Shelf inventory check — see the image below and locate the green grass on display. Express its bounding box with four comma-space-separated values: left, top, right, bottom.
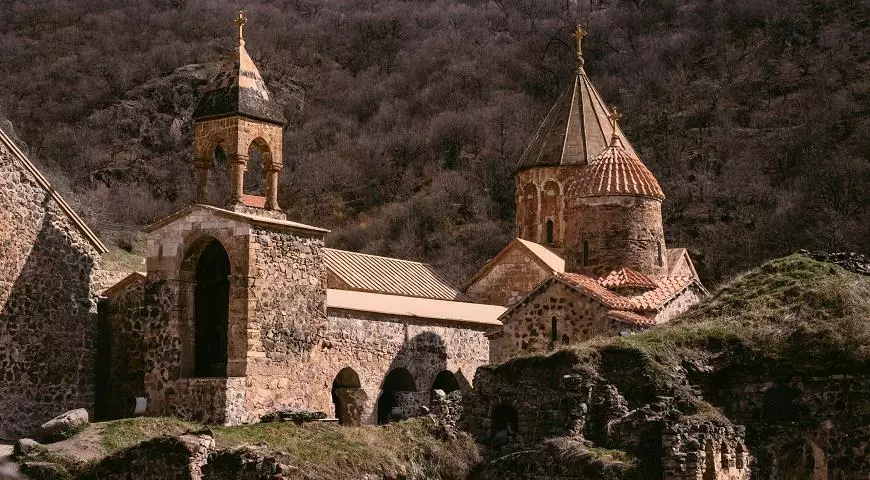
212, 418, 479, 480
100, 417, 200, 455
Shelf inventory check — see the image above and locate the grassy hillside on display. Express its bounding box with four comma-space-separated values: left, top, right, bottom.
1, 1, 867, 283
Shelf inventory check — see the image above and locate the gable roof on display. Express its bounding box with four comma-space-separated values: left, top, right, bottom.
517, 66, 638, 171
0, 126, 107, 253
465, 238, 565, 290
324, 248, 470, 301
327, 289, 504, 326
666, 248, 700, 279
143, 203, 328, 236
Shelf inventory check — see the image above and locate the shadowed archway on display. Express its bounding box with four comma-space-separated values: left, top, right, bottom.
332, 367, 366, 426
193, 240, 231, 377
377, 368, 417, 424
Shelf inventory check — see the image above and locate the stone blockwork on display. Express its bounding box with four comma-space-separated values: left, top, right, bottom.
466, 243, 554, 307
515, 166, 583, 249
129, 203, 490, 426
0, 138, 102, 438
564, 195, 666, 277
463, 349, 751, 480
142, 205, 326, 425
488, 281, 639, 364
97, 274, 147, 420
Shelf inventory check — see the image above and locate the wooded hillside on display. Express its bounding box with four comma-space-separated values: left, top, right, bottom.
1, 0, 867, 283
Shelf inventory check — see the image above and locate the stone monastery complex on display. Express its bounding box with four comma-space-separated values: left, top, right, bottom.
0, 17, 704, 439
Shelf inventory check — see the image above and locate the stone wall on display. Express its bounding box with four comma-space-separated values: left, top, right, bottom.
0, 140, 101, 438
656, 283, 705, 324
489, 280, 638, 364
564, 195, 666, 276
466, 245, 553, 307
97, 274, 147, 420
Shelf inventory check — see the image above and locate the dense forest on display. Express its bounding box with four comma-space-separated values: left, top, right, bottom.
0, 0, 868, 284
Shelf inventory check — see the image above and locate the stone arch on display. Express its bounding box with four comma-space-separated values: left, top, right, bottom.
331, 367, 365, 426
540, 180, 561, 243
186, 238, 230, 378
377, 367, 417, 424
518, 182, 539, 240
203, 139, 231, 206
489, 403, 518, 445
431, 370, 460, 395
244, 137, 273, 197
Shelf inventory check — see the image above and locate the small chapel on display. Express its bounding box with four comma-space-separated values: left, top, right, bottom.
464, 26, 707, 363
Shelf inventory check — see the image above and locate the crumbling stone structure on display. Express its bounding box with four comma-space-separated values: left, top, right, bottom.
0, 127, 107, 438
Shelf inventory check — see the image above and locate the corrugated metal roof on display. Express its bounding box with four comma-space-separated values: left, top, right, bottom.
327, 289, 504, 326
324, 248, 471, 301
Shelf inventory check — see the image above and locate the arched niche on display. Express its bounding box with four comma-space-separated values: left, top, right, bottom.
489, 403, 518, 445
540, 180, 561, 243
331, 367, 365, 426
518, 182, 539, 240
377, 368, 417, 424
244, 137, 272, 196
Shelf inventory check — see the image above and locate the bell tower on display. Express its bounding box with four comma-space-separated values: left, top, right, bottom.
192, 10, 285, 211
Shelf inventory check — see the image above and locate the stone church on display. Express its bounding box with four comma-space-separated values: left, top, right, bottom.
465, 26, 706, 363
0, 16, 704, 437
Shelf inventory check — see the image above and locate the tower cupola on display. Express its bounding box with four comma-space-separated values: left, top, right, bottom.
192, 10, 285, 212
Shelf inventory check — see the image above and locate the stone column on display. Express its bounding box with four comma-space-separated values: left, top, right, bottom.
228, 154, 246, 204
265, 169, 281, 210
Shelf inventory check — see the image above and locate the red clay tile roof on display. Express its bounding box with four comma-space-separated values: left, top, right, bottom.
241, 194, 266, 209
555, 272, 634, 310
556, 272, 695, 312
567, 142, 665, 200
606, 310, 657, 326
599, 268, 659, 290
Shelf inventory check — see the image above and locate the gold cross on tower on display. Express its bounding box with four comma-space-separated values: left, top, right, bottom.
234, 10, 247, 45
572, 24, 588, 69
608, 105, 623, 146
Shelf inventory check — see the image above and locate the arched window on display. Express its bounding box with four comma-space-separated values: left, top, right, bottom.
332, 367, 363, 426
657, 241, 664, 267
550, 317, 558, 343
378, 368, 417, 424
244, 138, 270, 196
489, 403, 518, 444
193, 241, 230, 377
582, 240, 590, 266
545, 219, 554, 244
208, 144, 230, 206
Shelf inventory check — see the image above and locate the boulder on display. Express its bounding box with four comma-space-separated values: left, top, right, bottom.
39, 408, 88, 442
12, 439, 39, 457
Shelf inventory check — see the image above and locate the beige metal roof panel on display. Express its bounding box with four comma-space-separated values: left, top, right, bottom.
323, 248, 471, 301
516, 239, 565, 273
327, 289, 504, 326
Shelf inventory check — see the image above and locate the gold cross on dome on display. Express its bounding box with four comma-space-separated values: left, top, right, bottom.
572, 24, 588, 62
608, 106, 623, 145
234, 10, 247, 43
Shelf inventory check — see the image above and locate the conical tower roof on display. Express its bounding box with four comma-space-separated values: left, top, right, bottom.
517, 27, 637, 171
568, 140, 664, 200
193, 11, 284, 125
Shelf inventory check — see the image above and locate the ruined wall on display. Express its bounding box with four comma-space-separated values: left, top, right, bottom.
466, 246, 553, 307
564, 195, 665, 277
97, 275, 147, 420
489, 281, 637, 364
700, 372, 870, 479
656, 283, 705, 324
464, 349, 751, 480
0, 140, 101, 438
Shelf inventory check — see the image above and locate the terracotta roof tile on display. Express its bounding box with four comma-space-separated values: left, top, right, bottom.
555, 272, 634, 310
629, 276, 695, 311
606, 310, 657, 326
324, 248, 471, 301
556, 272, 695, 312
599, 268, 659, 290
567, 143, 665, 200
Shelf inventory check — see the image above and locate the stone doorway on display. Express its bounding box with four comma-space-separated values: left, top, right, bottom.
193, 240, 230, 377
332, 367, 365, 426
377, 368, 417, 424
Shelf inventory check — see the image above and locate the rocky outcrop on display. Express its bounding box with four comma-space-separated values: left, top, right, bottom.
799, 250, 870, 276
80, 433, 213, 480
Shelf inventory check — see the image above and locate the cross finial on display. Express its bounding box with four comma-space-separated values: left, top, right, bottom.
572, 24, 588, 70
608, 105, 623, 146
234, 10, 247, 45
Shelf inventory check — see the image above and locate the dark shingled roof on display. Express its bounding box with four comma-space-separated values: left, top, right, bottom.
193, 41, 284, 124
517, 66, 638, 171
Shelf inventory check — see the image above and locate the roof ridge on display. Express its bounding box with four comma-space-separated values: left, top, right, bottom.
0, 127, 107, 254
323, 247, 434, 267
